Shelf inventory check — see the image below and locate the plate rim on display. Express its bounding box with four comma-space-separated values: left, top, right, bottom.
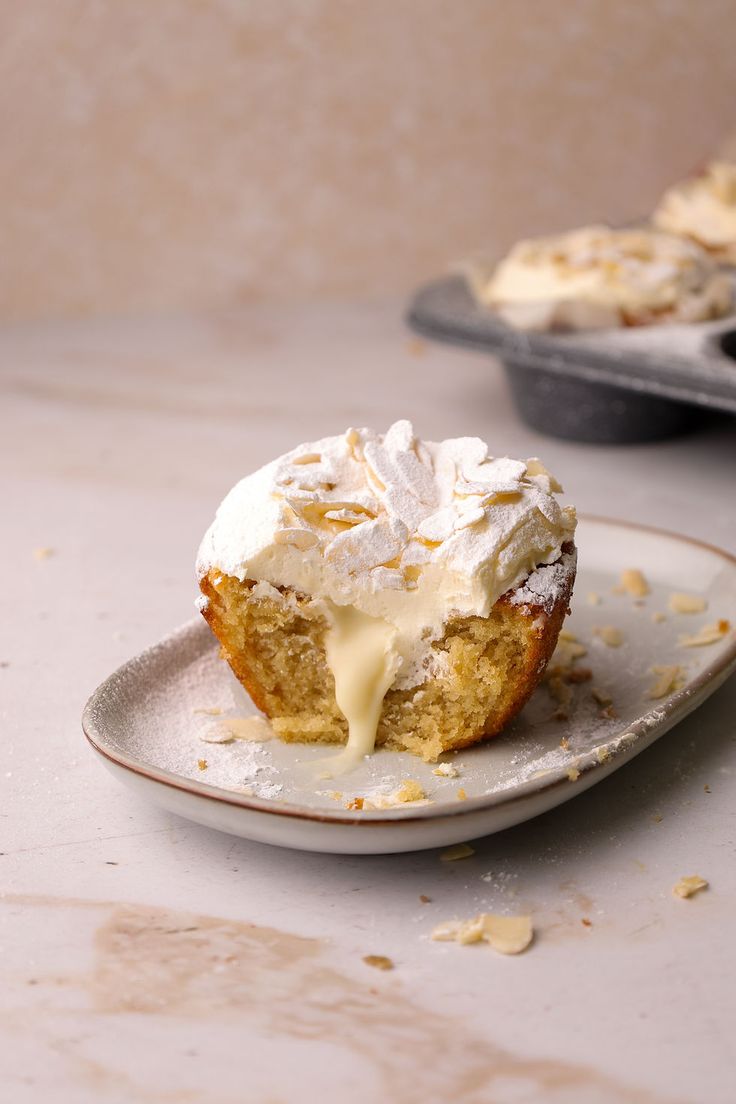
82, 515, 736, 830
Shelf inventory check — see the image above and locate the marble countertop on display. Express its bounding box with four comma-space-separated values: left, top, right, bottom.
2, 301, 735, 1104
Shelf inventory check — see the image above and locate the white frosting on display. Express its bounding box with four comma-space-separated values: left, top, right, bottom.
463, 225, 733, 331
198, 421, 576, 690
654, 161, 736, 263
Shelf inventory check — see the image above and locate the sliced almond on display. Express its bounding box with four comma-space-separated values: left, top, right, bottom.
668, 592, 707, 615
594, 625, 625, 647
673, 875, 708, 899
617, 568, 650, 597
679, 621, 731, 648
647, 665, 685, 699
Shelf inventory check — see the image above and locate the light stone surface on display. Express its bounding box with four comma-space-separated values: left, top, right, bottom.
2, 300, 736, 1104
2, 1, 736, 321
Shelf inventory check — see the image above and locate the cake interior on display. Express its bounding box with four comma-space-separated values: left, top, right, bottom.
199, 564, 571, 762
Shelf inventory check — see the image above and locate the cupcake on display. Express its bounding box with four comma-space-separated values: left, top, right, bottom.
197, 421, 577, 764
653, 161, 736, 265
463, 225, 732, 331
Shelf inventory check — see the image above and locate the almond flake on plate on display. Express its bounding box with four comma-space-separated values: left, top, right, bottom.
616, 569, 650, 597
594, 625, 625, 647
678, 620, 731, 648
668, 593, 707, 615
647, 665, 685, 699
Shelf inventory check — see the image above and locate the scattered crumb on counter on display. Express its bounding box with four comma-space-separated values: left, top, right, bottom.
32, 546, 55, 561
440, 843, 475, 862
593, 625, 625, 647
673, 875, 708, 899
197, 759, 208, 771
456, 788, 468, 802
581, 917, 592, 927
647, 664, 686, 699
193, 706, 224, 716
652, 813, 663, 823
678, 620, 731, 648
363, 954, 394, 971
704, 784, 711, 794
431, 913, 533, 955
591, 687, 613, 706
615, 569, 649, 597
596, 746, 610, 763
419, 894, 432, 904
346, 797, 364, 810
669, 592, 707, 615
651, 611, 667, 624
559, 736, 570, 750
567, 766, 581, 782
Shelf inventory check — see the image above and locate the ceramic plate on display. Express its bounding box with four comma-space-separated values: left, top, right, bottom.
82, 517, 736, 854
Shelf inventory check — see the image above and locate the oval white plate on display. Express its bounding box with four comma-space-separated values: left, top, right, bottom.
82, 517, 736, 854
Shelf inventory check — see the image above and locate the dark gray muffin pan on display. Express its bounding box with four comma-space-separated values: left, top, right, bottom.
407, 276, 736, 443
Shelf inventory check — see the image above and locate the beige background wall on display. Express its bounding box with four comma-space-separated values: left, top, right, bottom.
2, 0, 736, 322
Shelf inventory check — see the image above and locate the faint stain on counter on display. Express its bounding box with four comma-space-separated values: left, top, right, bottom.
3, 894, 679, 1104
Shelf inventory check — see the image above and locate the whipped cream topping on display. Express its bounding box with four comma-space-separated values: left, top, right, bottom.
464, 225, 733, 331
654, 161, 736, 263
198, 421, 576, 692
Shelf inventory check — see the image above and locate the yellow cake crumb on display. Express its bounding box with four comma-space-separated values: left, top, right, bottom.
432, 762, 459, 779
567, 766, 581, 781
591, 686, 613, 706
456, 788, 468, 802
668, 593, 707, 615
395, 779, 425, 803
197, 759, 208, 771
594, 625, 624, 647
32, 546, 55, 561
651, 611, 667, 624
363, 954, 394, 971
440, 843, 475, 862
673, 875, 708, 899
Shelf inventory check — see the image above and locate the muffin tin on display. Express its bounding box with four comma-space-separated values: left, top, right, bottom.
407, 275, 736, 443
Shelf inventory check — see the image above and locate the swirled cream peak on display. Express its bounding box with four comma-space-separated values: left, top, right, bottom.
654, 161, 736, 264
198, 421, 576, 688
464, 225, 732, 331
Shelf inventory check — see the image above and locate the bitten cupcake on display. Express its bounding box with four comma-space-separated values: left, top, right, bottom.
653, 161, 736, 265
464, 225, 732, 332
197, 421, 577, 764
